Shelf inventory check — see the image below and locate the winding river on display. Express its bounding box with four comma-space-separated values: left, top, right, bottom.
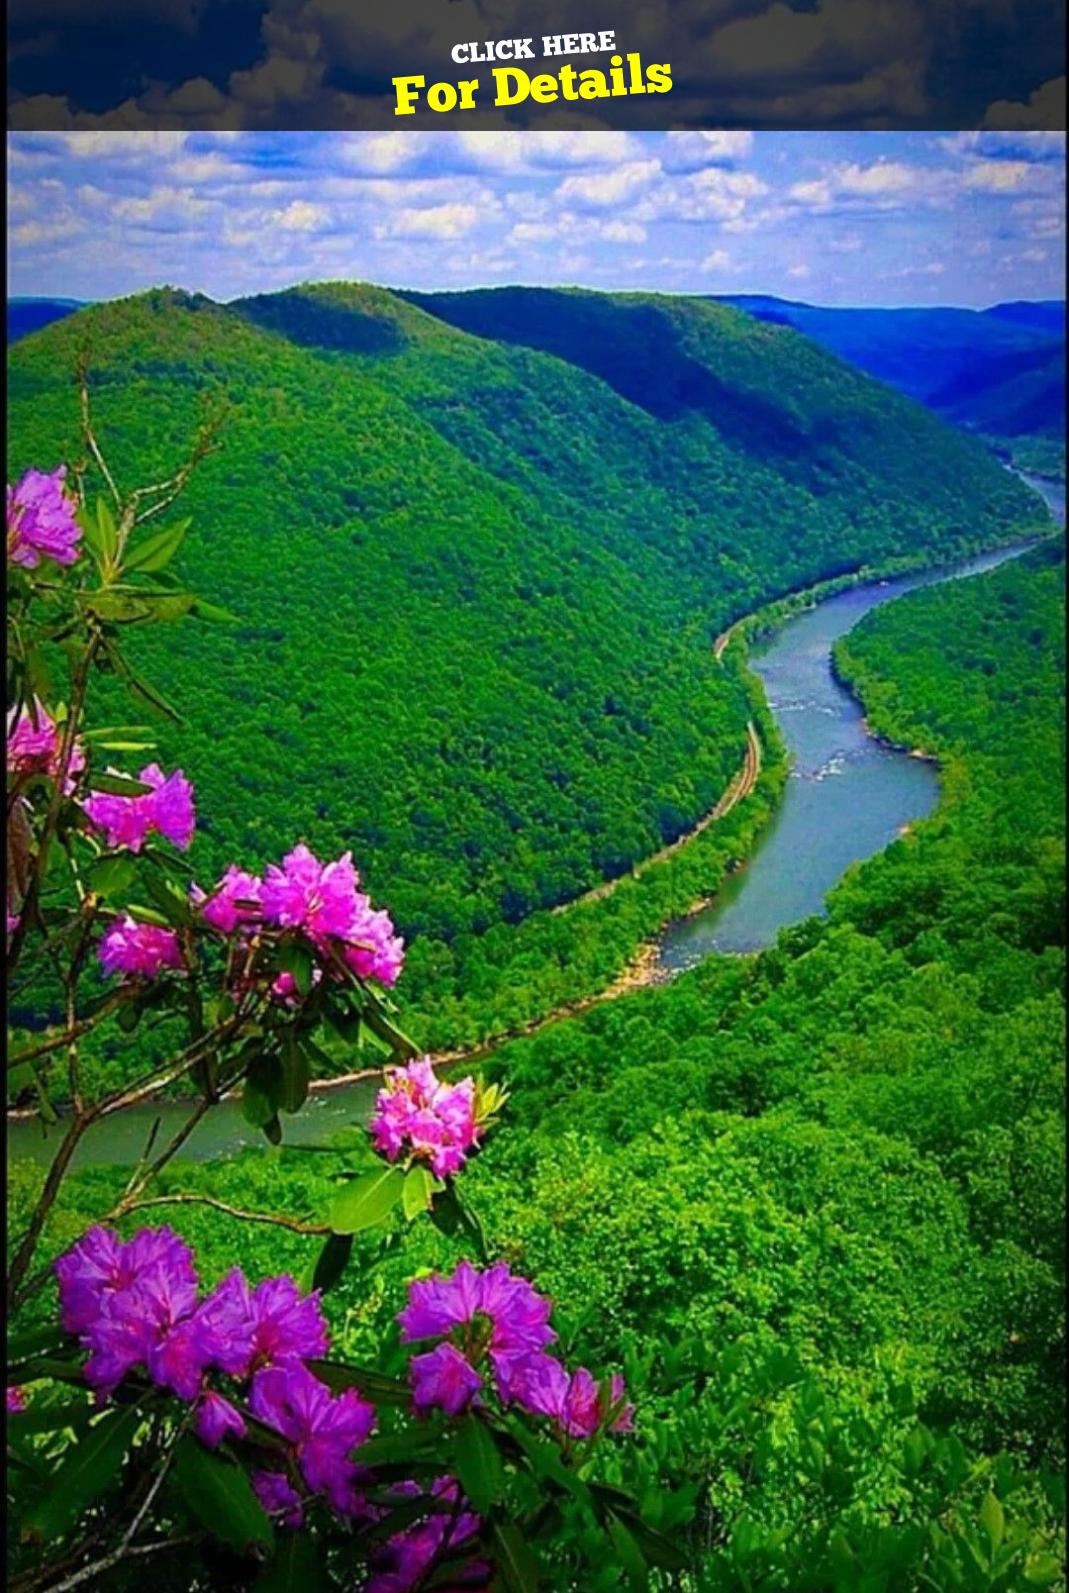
7, 473, 1063, 1169
660, 471, 1064, 971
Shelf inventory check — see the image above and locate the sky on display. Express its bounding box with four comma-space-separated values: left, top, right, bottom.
7, 129, 1066, 307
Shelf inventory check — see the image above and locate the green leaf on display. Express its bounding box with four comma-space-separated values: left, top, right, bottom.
87, 772, 155, 797
173, 1438, 274, 1556
980, 1492, 1005, 1556
280, 1035, 311, 1115
454, 1414, 505, 1514
305, 1360, 411, 1407
191, 598, 240, 624
612, 1510, 691, 1574
7, 1323, 74, 1365
1023, 1552, 1064, 1584
329, 1166, 405, 1235
86, 853, 137, 904
606, 1513, 647, 1582
403, 1164, 438, 1220
354, 1424, 449, 1468
253, 1532, 330, 1592
124, 518, 191, 575
303, 1233, 353, 1296
24, 1404, 143, 1542
491, 1521, 541, 1591
94, 498, 119, 565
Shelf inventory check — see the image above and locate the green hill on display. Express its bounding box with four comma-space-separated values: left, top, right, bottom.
6, 284, 1046, 1030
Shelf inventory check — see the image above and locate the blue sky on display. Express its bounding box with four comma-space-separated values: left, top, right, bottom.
7, 130, 1065, 307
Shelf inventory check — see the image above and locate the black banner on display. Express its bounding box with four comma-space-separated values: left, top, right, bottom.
8, 0, 1067, 131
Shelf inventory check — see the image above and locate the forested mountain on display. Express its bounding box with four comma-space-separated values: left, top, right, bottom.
7, 285, 1046, 1028
710, 293, 1066, 472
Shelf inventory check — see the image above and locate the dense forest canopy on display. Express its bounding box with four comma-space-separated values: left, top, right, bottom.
7, 285, 1048, 1042
13, 536, 1064, 1589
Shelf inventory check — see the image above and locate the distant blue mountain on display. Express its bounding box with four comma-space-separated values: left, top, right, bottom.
8, 297, 88, 342
712, 295, 1065, 443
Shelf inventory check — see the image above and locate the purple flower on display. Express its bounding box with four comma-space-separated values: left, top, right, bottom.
7, 467, 82, 569
7, 701, 86, 791
54, 1226, 200, 1397
245, 1276, 330, 1370
260, 844, 404, 989
252, 1469, 305, 1530
410, 1343, 484, 1417
261, 845, 363, 944
55, 1225, 196, 1337
98, 916, 184, 982
371, 1061, 481, 1179
343, 904, 405, 989
195, 1391, 247, 1449
399, 1261, 555, 1414
7, 1387, 27, 1414
250, 1361, 375, 1517
495, 1351, 569, 1420
84, 763, 195, 853
192, 866, 263, 934
368, 1477, 487, 1593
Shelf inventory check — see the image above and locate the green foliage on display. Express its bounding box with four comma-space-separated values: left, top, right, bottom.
6, 285, 1045, 1063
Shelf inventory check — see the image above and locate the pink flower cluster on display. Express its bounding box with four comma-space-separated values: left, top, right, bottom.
399, 1261, 633, 1440
7, 1387, 27, 1414
371, 1059, 481, 1178
54, 1225, 376, 1523
6, 701, 86, 791
53, 1227, 491, 1587
98, 916, 184, 982
261, 844, 405, 987
191, 843, 405, 994
7, 466, 82, 569
84, 763, 196, 853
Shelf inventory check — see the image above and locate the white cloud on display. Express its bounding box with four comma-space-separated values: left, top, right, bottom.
276, 200, 326, 231
378, 203, 482, 241
701, 249, 732, 272
554, 159, 659, 210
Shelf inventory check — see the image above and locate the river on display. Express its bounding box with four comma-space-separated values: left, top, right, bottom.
8, 473, 1063, 1168
658, 470, 1064, 971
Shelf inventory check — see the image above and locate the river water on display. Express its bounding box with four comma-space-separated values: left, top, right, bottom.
8, 473, 1063, 1168
659, 470, 1064, 971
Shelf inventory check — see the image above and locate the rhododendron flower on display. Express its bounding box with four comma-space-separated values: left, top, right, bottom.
250, 1361, 375, 1517
6, 1387, 27, 1414
399, 1261, 555, 1414
368, 1478, 487, 1593
261, 845, 363, 943
56, 1225, 197, 1337
371, 1060, 481, 1178
191, 866, 263, 934
195, 1391, 247, 1449
7, 467, 82, 569
410, 1342, 485, 1417
165, 1269, 329, 1387
55, 1226, 201, 1396
343, 905, 405, 988
6, 701, 86, 790
98, 916, 183, 982
261, 843, 404, 988
252, 1470, 305, 1530
84, 763, 195, 853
